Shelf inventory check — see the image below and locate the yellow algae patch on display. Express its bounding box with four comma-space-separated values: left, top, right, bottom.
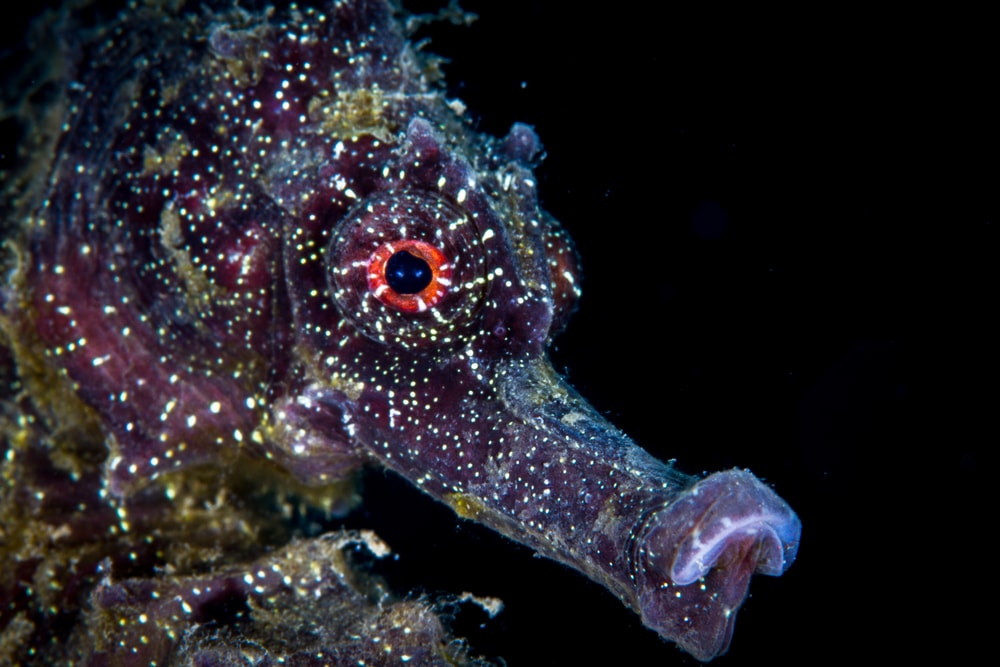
309, 86, 395, 142
444, 492, 486, 520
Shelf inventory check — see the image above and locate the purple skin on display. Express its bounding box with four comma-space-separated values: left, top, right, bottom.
21, 0, 799, 660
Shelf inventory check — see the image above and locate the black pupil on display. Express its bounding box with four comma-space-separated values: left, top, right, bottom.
385, 250, 433, 294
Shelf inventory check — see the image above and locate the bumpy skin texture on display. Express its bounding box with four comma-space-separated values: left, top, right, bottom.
3, 0, 800, 662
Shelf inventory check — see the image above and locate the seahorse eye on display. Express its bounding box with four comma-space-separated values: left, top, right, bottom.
367, 240, 451, 312
327, 191, 487, 348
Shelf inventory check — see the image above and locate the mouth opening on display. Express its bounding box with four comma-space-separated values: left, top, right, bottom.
632, 469, 801, 661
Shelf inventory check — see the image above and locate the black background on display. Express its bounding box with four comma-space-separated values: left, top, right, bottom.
3, 2, 994, 665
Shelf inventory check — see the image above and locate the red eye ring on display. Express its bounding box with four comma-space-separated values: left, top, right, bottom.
367, 239, 452, 313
